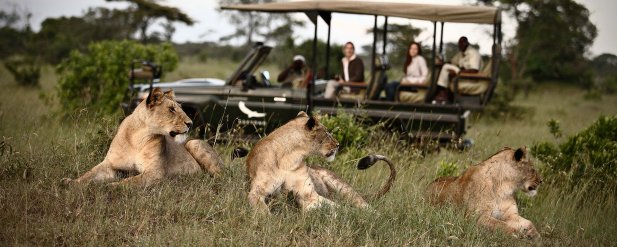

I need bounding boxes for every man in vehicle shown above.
[434,36,482,103]
[277,55,311,88]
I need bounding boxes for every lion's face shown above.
[511,148,543,197]
[144,88,193,142]
[297,112,339,162]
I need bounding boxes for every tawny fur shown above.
[62,88,223,187]
[426,147,543,239]
[246,111,395,213]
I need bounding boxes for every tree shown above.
[0,7,32,58]
[367,23,422,78]
[477,0,597,84]
[36,7,136,63]
[107,0,194,43]
[218,0,303,46]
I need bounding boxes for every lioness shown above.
[426,147,542,239]
[62,88,223,187]
[246,111,396,213]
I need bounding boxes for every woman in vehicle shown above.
[384,42,428,101]
[324,42,365,99]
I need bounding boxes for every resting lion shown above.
[62,88,223,187]
[246,111,396,213]
[426,147,543,239]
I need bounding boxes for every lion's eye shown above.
[169,107,175,113]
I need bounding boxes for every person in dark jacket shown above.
[324,42,365,99]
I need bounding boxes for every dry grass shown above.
[1,60,617,246]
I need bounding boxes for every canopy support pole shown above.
[426,21,438,103]
[382,16,388,55]
[439,22,444,54]
[308,11,318,115]
[371,15,378,76]
[320,11,332,80]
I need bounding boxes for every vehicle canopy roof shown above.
[221,0,501,24]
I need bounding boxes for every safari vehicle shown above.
[124,1,502,144]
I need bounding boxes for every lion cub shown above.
[426,147,543,239]
[246,111,396,213]
[62,88,223,187]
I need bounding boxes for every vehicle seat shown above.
[450,58,492,95]
[396,71,432,103]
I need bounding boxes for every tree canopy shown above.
[218,0,304,46]
[478,0,597,83]
[107,0,195,43]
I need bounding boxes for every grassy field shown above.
[1,59,617,246]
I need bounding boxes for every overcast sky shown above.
[3,0,615,56]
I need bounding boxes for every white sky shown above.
[3,0,616,56]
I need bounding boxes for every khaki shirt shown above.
[451,46,482,70]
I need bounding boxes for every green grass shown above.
[1,60,617,245]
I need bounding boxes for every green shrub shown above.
[3,55,41,86]
[319,110,373,149]
[56,40,179,115]
[436,160,459,177]
[547,118,563,138]
[532,115,617,192]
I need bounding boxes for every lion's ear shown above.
[514,147,526,162]
[164,89,175,99]
[306,116,316,130]
[297,111,308,118]
[146,87,164,108]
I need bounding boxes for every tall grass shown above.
[1,60,617,245]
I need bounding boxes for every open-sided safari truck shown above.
[124,1,502,144]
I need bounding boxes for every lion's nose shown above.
[185,122,193,129]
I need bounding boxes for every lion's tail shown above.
[231,147,250,160]
[357,154,396,200]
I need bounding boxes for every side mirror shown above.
[261,70,271,87]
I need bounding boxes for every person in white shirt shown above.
[384,42,428,101]
[433,36,482,102]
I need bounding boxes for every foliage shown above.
[3,55,41,86]
[218,0,303,46]
[478,0,597,84]
[0,8,33,59]
[56,40,178,115]
[482,79,534,120]
[532,115,617,192]
[319,110,372,149]
[591,53,617,94]
[107,0,194,43]
[436,160,459,177]
[35,7,137,64]
[3,58,617,245]
[547,118,562,138]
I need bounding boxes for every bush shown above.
[3,55,41,86]
[319,110,373,149]
[532,115,617,192]
[436,160,459,177]
[56,40,178,115]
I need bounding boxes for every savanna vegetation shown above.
[1,0,617,245]
[2,57,617,245]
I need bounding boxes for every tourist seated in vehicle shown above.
[433,36,482,103]
[384,42,428,101]
[324,42,365,99]
[277,55,311,88]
